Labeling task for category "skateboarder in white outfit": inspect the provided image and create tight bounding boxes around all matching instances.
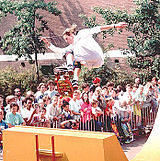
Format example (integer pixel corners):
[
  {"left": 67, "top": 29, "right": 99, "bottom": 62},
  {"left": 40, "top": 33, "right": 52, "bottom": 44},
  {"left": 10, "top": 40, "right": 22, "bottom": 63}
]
[{"left": 41, "top": 22, "right": 127, "bottom": 89}]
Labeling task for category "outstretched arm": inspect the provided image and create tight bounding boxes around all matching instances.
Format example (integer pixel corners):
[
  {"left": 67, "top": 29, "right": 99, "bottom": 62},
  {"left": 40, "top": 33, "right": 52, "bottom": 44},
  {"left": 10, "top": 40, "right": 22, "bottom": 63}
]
[
  {"left": 100, "top": 22, "right": 127, "bottom": 31},
  {"left": 40, "top": 37, "right": 51, "bottom": 47},
  {"left": 40, "top": 36, "right": 68, "bottom": 55}
]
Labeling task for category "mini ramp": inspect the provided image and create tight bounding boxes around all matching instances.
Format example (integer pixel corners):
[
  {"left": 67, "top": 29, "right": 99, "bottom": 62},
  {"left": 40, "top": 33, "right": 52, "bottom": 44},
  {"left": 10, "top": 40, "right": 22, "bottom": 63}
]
[{"left": 132, "top": 105, "right": 160, "bottom": 161}]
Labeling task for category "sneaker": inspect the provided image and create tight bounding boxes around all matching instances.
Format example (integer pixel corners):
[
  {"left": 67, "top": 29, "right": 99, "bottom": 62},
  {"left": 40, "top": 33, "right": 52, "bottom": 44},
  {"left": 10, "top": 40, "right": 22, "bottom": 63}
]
[
  {"left": 67, "top": 64, "right": 74, "bottom": 75},
  {"left": 72, "top": 80, "right": 78, "bottom": 90},
  {"left": 125, "top": 139, "right": 131, "bottom": 144}
]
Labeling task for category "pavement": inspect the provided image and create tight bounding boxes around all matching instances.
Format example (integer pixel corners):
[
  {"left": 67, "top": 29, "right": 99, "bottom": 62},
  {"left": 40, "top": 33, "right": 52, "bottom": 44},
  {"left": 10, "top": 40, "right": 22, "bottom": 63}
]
[{"left": 122, "top": 135, "right": 148, "bottom": 160}]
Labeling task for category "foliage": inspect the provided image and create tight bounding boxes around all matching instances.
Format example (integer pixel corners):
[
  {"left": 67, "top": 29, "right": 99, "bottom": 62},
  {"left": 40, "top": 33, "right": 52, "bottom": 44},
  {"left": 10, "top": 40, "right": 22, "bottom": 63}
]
[
  {"left": 0, "top": 65, "right": 50, "bottom": 97},
  {"left": 79, "top": 57, "right": 134, "bottom": 89},
  {"left": 80, "top": 0, "right": 160, "bottom": 80},
  {"left": 0, "top": 0, "right": 61, "bottom": 79},
  {"left": 0, "top": 0, "right": 61, "bottom": 58}
]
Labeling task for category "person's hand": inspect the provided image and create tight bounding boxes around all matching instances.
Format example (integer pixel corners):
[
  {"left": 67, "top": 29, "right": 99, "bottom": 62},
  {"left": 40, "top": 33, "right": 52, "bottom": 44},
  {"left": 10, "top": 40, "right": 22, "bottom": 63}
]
[
  {"left": 53, "top": 116, "right": 59, "bottom": 121},
  {"left": 116, "top": 22, "right": 128, "bottom": 29},
  {"left": 40, "top": 37, "right": 51, "bottom": 46}
]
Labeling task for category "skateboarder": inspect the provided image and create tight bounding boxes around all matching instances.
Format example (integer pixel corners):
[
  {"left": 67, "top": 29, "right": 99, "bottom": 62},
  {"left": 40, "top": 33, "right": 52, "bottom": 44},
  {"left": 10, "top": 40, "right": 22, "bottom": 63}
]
[{"left": 41, "top": 22, "right": 127, "bottom": 89}]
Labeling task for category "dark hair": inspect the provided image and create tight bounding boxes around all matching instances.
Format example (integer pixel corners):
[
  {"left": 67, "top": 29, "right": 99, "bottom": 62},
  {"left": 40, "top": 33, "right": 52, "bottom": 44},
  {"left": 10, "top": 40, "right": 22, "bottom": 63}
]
[
  {"left": 92, "top": 99, "right": 98, "bottom": 106},
  {"left": 41, "top": 107, "right": 46, "bottom": 112},
  {"left": 82, "top": 83, "right": 89, "bottom": 89},
  {"left": 0, "top": 95, "right": 4, "bottom": 99},
  {"left": 107, "top": 82, "right": 114, "bottom": 87},
  {"left": 81, "top": 92, "right": 90, "bottom": 104},
  {"left": 25, "top": 97, "right": 33, "bottom": 103},
  {"left": 62, "top": 100, "right": 69, "bottom": 107},
  {"left": 10, "top": 102, "right": 19, "bottom": 111}
]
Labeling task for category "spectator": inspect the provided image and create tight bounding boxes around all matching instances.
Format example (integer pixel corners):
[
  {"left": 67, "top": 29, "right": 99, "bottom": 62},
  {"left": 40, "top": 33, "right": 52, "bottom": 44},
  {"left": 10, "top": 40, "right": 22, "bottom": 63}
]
[
  {"left": 44, "top": 80, "right": 58, "bottom": 98},
  {"left": 81, "top": 83, "right": 90, "bottom": 93},
  {"left": 0, "top": 95, "right": 5, "bottom": 118},
  {"left": 115, "top": 85, "right": 124, "bottom": 100},
  {"left": 135, "top": 77, "right": 141, "bottom": 86},
  {"left": 107, "top": 82, "right": 116, "bottom": 99},
  {"left": 119, "top": 99, "right": 133, "bottom": 143},
  {"left": 46, "top": 96, "right": 61, "bottom": 128},
  {"left": 144, "top": 82, "right": 158, "bottom": 113},
  {"left": 69, "top": 90, "right": 81, "bottom": 121},
  {"left": 158, "top": 80, "right": 160, "bottom": 103},
  {"left": 5, "top": 95, "right": 16, "bottom": 114},
  {"left": 90, "top": 77, "right": 101, "bottom": 93},
  {"left": 60, "top": 119, "right": 80, "bottom": 130},
  {"left": 35, "top": 83, "right": 47, "bottom": 102},
  {"left": 21, "top": 97, "right": 36, "bottom": 126},
  {"left": 0, "top": 109, "right": 8, "bottom": 131},
  {"left": 60, "top": 100, "right": 73, "bottom": 120},
  {"left": 26, "top": 91, "right": 35, "bottom": 103},
  {"left": 14, "top": 88, "right": 25, "bottom": 111},
  {"left": 5, "top": 102, "right": 26, "bottom": 128},
  {"left": 38, "top": 108, "right": 50, "bottom": 128},
  {"left": 43, "top": 96, "right": 51, "bottom": 108},
  {"left": 80, "top": 92, "right": 92, "bottom": 130},
  {"left": 0, "top": 109, "right": 8, "bottom": 150},
  {"left": 135, "top": 85, "right": 146, "bottom": 129},
  {"left": 91, "top": 99, "right": 103, "bottom": 131}
]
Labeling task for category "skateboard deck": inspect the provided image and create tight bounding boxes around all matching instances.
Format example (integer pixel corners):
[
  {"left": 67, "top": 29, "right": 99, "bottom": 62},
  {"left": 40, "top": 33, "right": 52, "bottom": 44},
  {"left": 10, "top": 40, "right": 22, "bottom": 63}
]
[{"left": 54, "top": 67, "right": 74, "bottom": 97}]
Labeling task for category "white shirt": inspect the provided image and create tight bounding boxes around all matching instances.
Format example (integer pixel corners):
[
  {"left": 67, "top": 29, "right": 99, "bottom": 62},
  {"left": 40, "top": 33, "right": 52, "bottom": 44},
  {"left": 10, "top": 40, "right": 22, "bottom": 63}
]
[
  {"left": 49, "top": 26, "right": 104, "bottom": 70},
  {"left": 21, "top": 107, "right": 34, "bottom": 121},
  {"left": 91, "top": 106, "right": 102, "bottom": 115},
  {"left": 69, "top": 99, "right": 81, "bottom": 120}
]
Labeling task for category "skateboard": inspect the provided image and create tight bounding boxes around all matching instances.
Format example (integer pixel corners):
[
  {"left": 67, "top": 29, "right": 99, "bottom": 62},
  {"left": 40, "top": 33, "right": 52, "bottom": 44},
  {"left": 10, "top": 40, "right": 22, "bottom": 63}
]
[
  {"left": 54, "top": 67, "right": 74, "bottom": 97},
  {"left": 111, "top": 122, "right": 120, "bottom": 138}
]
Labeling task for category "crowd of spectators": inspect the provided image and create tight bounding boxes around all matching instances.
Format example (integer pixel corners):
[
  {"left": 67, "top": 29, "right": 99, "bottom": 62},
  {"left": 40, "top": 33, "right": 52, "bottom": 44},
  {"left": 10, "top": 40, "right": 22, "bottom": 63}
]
[{"left": 0, "top": 77, "right": 160, "bottom": 145}]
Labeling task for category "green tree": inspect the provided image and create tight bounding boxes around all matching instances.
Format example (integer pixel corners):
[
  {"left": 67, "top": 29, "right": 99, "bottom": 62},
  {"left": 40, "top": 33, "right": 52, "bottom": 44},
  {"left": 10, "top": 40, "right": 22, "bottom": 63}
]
[
  {"left": 0, "top": 0, "right": 61, "bottom": 80},
  {"left": 79, "top": 57, "right": 134, "bottom": 89},
  {"left": 80, "top": 0, "right": 160, "bottom": 81}
]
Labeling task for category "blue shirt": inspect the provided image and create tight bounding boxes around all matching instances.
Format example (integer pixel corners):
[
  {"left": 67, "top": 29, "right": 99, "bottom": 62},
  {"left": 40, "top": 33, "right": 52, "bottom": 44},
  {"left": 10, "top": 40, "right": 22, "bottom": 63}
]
[
  {"left": 0, "top": 120, "right": 8, "bottom": 130},
  {"left": 5, "top": 112, "right": 24, "bottom": 126}
]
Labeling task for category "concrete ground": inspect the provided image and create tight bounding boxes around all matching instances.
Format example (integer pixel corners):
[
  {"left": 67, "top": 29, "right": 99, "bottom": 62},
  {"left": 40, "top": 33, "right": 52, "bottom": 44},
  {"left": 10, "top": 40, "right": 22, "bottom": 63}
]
[{"left": 122, "top": 135, "right": 148, "bottom": 160}]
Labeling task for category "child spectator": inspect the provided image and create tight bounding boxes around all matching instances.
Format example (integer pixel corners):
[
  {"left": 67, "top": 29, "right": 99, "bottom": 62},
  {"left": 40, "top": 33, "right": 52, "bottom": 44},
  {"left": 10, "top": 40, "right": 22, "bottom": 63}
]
[
  {"left": 80, "top": 92, "right": 92, "bottom": 130},
  {"left": 38, "top": 108, "right": 50, "bottom": 128},
  {"left": 91, "top": 99, "right": 103, "bottom": 131},
  {"left": 119, "top": 99, "right": 133, "bottom": 143},
  {"left": 60, "top": 100, "right": 73, "bottom": 121},
  {"left": 46, "top": 96, "right": 61, "bottom": 128},
  {"left": 69, "top": 90, "right": 81, "bottom": 121}
]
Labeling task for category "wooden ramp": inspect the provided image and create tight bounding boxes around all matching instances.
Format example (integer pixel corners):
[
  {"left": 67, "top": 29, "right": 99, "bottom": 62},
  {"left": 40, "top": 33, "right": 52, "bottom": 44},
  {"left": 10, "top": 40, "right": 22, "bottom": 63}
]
[
  {"left": 132, "top": 105, "right": 160, "bottom": 161},
  {"left": 3, "top": 127, "right": 127, "bottom": 161}
]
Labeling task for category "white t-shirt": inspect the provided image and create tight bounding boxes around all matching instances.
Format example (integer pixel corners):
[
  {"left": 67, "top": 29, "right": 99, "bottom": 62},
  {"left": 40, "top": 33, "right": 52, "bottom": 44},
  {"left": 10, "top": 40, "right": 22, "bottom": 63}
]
[
  {"left": 91, "top": 106, "right": 102, "bottom": 115},
  {"left": 49, "top": 26, "right": 104, "bottom": 70},
  {"left": 69, "top": 99, "right": 81, "bottom": 120},
  {"left": 21, "top": 107, "right": 34, "bottom": 121}
]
